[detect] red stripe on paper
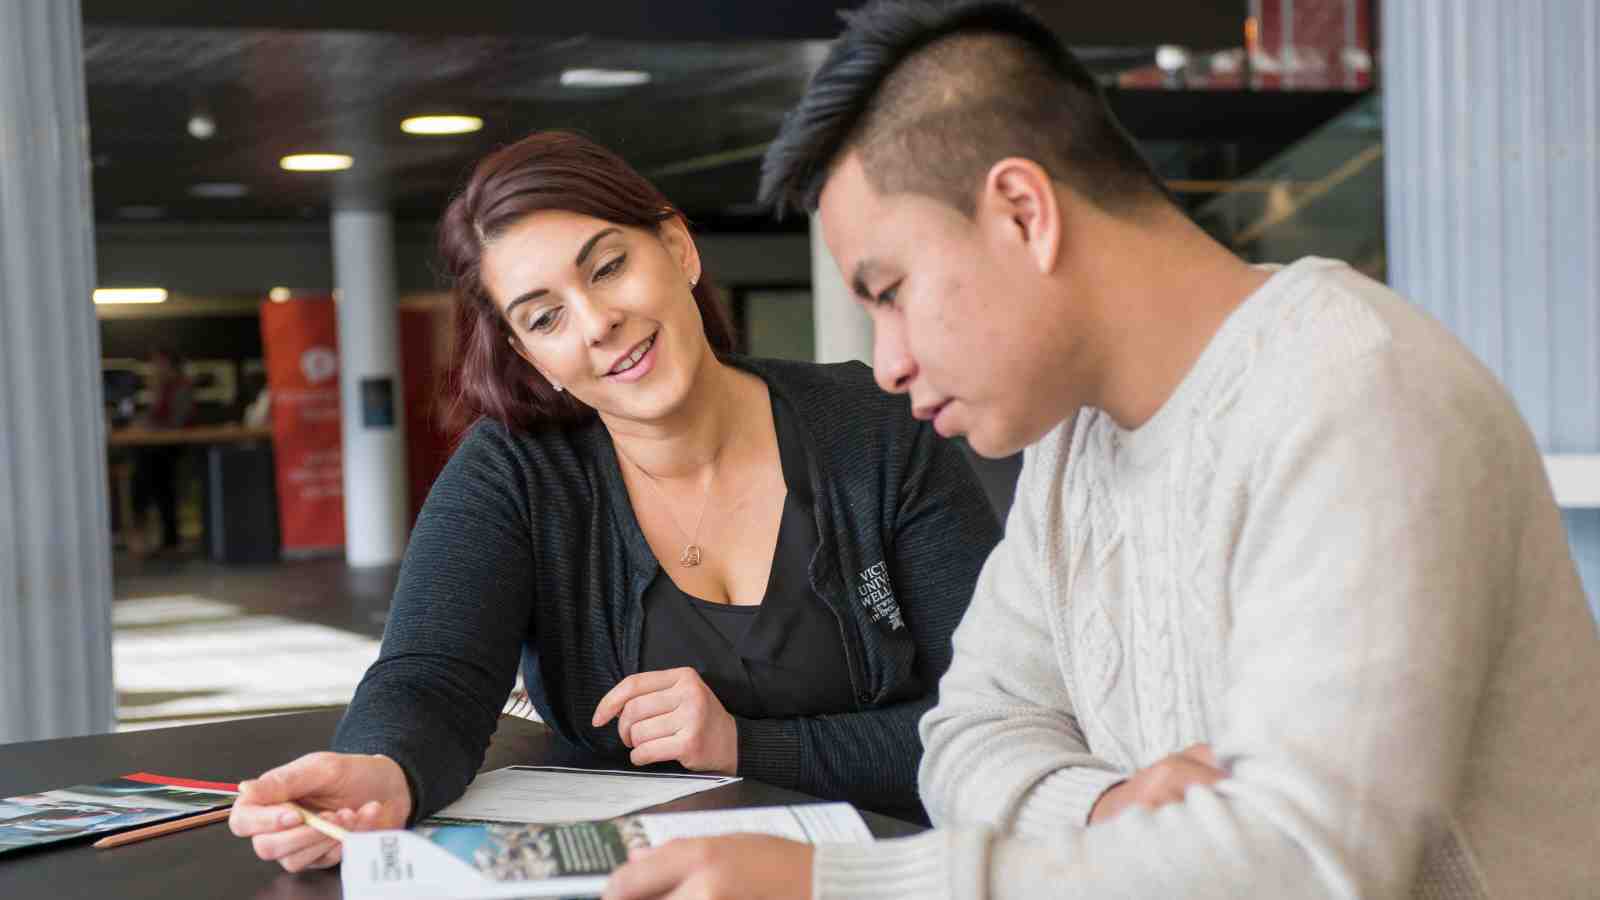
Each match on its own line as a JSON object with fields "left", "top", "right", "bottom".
{"left": 124, "top": 772, "right": 239, "bottom": 793}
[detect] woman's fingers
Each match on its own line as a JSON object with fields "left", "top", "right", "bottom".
{"left": 355, "top": 800, "right": 385, "bottom": 831}
{"left": 251, "top": 824, "right": 328, "bottom": 863}
{"left": 617, "top": 691, "right": 681, "bottom": 746}
{"left": 230, "top": 803, "right": 309, "bottom": 837}
{"left": 594, "top": 670, "right": 682, "bottom": 727}
{"left": 277, "top": 835, "right": 340, "bottom": 872}
{"left": 630, "top": 729, "right": 689, "bottom": 767}
{"left": 238, "top": 752, "right": 342, "bottom": 806}
{"left": 626, "top": 709, "right": 683, "bottom": 748}
{"left": 310, "top": 841, "right": 344, "bottom": 869}
{"left": 253, "top": 803, "right": 373, "bottom": 871}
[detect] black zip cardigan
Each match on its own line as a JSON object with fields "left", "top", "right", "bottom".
{"left": 332, "top": 356, "right": 1000, "bottom": 821}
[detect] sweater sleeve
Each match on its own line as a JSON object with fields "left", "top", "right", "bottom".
{"left": 737, "top": 421, "right": 999, "bottom": 815}
{"left": 916, "top": 428, "right": 1126, "bottom": 838}
{"left": 332, "top": 423, "right": 536, "bottom": 822}
{"left": 817, "top": 351, "right": 1517, "bottom": 899}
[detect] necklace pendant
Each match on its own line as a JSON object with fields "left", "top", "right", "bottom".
{"left": 679, "top": 544, "right": 703, "bottom": 568}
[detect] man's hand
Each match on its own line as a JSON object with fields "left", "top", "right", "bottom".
{"left": 603, "top": 835, "right": 812, "bottom": 900}
{"left": 593, "top": 668, "right": 739, "bottom": 773}
{"left": 1088, "top": 743, "right": 1225, "bottom": 825}
{"left": 228, "top": 751, "right": 412, "bottom": 872}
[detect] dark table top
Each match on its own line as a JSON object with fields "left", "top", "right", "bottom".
{"left": 0, "top": 709, "right": 923, "bottom": 899}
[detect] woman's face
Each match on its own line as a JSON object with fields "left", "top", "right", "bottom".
{"left": 479, "top": 210, "right": 707, "bottom": 425}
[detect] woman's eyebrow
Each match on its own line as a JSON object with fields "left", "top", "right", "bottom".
{"left": 505, "top": 227, "right": 624, "bottom": 318}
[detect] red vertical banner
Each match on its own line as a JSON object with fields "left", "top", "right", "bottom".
{"left": 260, "top": 296, "right": 345, "bottom": 554}
{"left": 399, "top": 299, "right": 457, "bottom": 526}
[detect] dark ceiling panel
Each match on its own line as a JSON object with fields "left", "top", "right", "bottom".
{"left": 80, "top": 4, "right": 1354, "bottom": 230}
{"left": 81, "top": 1, "right": 1247, "bottom": 48}
{"left": 84, "top": 27, "right": 823, "bottom": 223}
{"left": 81, "top": 1, "right": 869, "bottom": 41}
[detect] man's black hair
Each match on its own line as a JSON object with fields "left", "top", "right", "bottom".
{"left": 759, "top": 0, "right": 1169, "bottom": 218}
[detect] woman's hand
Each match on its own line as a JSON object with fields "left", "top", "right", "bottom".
{"left": 593, "top": 667, "right": 739, "bottom": 774}
{"left": 228, "top": 751, "right": 412, "bottom": 872}
{"left": 1088, "top": 743, "right": 1225, "bottom": 825}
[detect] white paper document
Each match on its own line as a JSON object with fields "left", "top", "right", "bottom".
{"left": 430, "top": 765, "right": 740, "bottom": 824}
{"left": 340, "top": 802, "right": 874, "bottom": 900}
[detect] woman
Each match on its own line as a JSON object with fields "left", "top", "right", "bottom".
{"left": 228, "top": 131, "right": 999, "bottom": 872}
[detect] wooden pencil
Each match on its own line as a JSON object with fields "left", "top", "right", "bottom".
{"left": 286, "top": 801, "right": 349, "bottom": 842}
{"left": 92, "top": 806, "right": 234, "bottom": 849}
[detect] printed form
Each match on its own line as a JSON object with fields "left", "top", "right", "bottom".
{"left": 430, "top": 766, "right": 741, "bottom": 824}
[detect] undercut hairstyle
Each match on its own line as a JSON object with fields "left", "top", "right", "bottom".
{"left": 759, "top": 0, "right": 1170, "bottom": 219}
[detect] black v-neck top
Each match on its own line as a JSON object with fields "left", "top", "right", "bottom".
{"left": 638, "top": 391, "right": 855, "bottom": 719}
{"left": 334, "top": 356, "right": 1003, "bottom": 823}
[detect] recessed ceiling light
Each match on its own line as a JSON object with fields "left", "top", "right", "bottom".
{"left": 1155, "top": 45, "right": 1190, "bottom": 73}
{"left": 187, "top": 113, "right": 217, "bottom": 140}
{"left": 560, "top": 68, "right": 651, "bottom": 88}
{"left": 189, "top": 182, "right": 250, "bottom": 199}
{"left": 94, "top": 288, "right": 168, "bottom": 305}
{"left": 268, "top": 287, "right": 293, "bottom": 302}
{"left": 280, "top": 153, "right": 354, "bottom": 172}
{"left": 116, "top": 205, "right": 165, "bottom": 220}
{"left": 401, "top": 115, "right": 483, "bottom": 135}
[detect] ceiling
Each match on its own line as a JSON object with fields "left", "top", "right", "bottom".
{"left": 80, "top": 2, "right": 1249, "bottom": 45}
{"left": 82, "top": 28, "right": 829, "bottom": 224}
{"left": 79, "top": 2, "right": 1365, "bottom": 229}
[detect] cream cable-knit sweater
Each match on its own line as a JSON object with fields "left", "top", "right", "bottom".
{"left": 813, "top": 258, "right": 1600, "bottom": 898}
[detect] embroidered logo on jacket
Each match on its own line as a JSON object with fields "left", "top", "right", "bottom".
{"left": 856, "top": 560, "right": 904, "bottom": 630}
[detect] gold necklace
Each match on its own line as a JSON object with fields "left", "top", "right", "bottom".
{"left": 614, "top": 443, "right": 716, "bottom": 568}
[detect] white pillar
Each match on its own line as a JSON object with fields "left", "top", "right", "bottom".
{"left": 810, "top": 215, "right": 873, "bottom": 365}
{"left": 0, "top": 0, "right": 116, "bottom": 741}
{"left": 331, "top": 208, "right": 409, "bottom": 568}
{"left": 1384, "top": 0, "right": 1600, "bottom": 606}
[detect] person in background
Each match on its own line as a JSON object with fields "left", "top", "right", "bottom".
{"left": 226, "top": 130, "right": 1000, "bottom": 873}
{"left": 602, "top": 2, "right": 1600, "bottom": 898}
{"left": 130, "top": 348, "right": 193, "bottom": 555}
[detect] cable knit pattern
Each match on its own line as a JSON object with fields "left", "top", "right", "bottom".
{"left": 818, "top": 258, "right": 1600, "bottom": 899}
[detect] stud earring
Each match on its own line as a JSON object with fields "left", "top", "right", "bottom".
{"left": 551, "top": 383, "right": 564, "bottom": 393}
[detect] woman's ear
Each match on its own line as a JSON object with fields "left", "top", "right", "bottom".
{"left": 656, "top": 215, "right": 703, "bottom": 288}
{"left": 981, "top": 157, "right": 1062, "bottom": 275}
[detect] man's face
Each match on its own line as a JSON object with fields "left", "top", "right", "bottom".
{"left": 816, "top": 154, "right": 1088, "bottom": 457}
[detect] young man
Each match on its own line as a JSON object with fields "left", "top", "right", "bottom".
{"left": 604, "top": 2, "right": 1600, "bottom": 898}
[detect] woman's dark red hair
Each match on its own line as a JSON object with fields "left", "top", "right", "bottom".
{"left": 438, "top": 131, "right": 735, "bottom": 434}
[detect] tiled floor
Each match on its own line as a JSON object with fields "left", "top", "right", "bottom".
{"left": 112, "top": 550, "right": 399, "bottom": 730}
{"left": 114, "top": 550, "right": 399, "bottom": 639}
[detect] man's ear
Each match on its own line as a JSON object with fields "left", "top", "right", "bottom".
{"left": 656, "top": 214, "right": 703, "bottom": 287}
{"left": 981, "top": 158, "right": 1062, "bottom": 274}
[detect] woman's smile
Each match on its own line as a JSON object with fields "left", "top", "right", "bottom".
{"left": 605, "top": 330, "right": 659, "bottom": 382}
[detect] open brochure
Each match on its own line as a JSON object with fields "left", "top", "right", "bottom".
{"left": 341, "top": 802, "right": 873, "bottom": 899}
{"left": 0, "top": 773, "right": 236, "bottom": 855}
